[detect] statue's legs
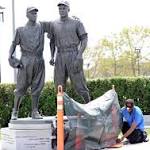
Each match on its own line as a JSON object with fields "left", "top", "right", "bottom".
{"left": 11, "top": 95, "right": 22, "bottom": 120}
{"left": 54, "top": 53, "right": 67, "bottom": 93}
{"left": 70, "top": 71, "right": 91, "bottom": 103}
{"left": 31, "top": 95, "right": 42, "bottom": 119}
{"left": 11, "top": 59, "right": 27, "bottom": 120}
{"left": 31, "top": 59, "right": 45, "bottom": 119}
{"left": 54, "top": 52, "right": 90, "bottom": 103}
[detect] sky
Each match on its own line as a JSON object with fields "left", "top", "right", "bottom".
{"left": 0, "top": 0, "right": 150, "bottom": 83}
{"left": 1, "top": 0, "right": 150, "bottom": 45}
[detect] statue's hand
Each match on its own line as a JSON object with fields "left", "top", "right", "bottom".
{"left": 49, "top": 58, "right": 55, "bottom": 66}
{"left": 17, "top": 63, "right": 23, "bottom": 69}
{"left": 73, "top": 58, "right": 83, "bottom": 73}
{"left": 8, "top": 56, "right": 23, "bottom": 69}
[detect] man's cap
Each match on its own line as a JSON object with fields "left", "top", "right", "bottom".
{"left": 26, "top": 6, "right": 38, "bottom": 13}
{"left": 57, "top": 1, "right": 70, "bottom": 7}
{"left": 125, "top": 99, "right": 134, "bottom": 108}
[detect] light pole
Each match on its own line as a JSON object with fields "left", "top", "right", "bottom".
{"left": 0, "top": 6, "right": 5, "bottom": 83}
{"left": 12, "top": 0, "right": 17, "bottom": 83}
{"left": 0, "top": 6, "right": 5, "bottom": 22}
{"left": 135, "top": 48, "right": 141, "bottom": 76}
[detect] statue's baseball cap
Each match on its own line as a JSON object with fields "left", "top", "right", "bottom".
{"left": 26, "top": 7, "right": 38, "bottom": 13}
{"left": 57, "top": 1, "right": 70, "bottom": 7}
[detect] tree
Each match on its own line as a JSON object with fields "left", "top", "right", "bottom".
{"left": 120, "top": 26, "right": 150, "bottom": 76}
{"left": 84, "top": 26, "right": 150, "bottom": 78}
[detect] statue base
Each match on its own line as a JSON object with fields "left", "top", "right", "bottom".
{"left": 1, "top": 116, "right": 56, "bottom": 150}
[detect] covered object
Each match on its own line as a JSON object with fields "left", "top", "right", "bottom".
{"left": 63, "top": 89, "right": 122, "bottom": 150}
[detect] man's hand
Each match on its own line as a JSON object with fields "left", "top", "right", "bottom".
{"left": 116, "top": 137, "right": 124, "bottom": 143}
{"left": 73, "top": 58, "right": 83, "bottom": 73}
{"left": 116, "top": 138, "right": 122, "bottom": 143}
{"left": 49, "top": 58, "right": 55, "bottom": 66}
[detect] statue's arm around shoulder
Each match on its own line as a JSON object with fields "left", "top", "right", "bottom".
{"left": 40, "top": 21, "right": 53, "bottom": 34}
{"left": 42, "top": 21, "right": 56, "bottom": 66}
{"left": 49, "top": 22, "right": 56, "bottom": 66}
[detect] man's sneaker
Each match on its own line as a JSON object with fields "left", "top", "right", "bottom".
{"left": 143, "top": 137, "right": 149, "bottom": 142}
{"left": 123, "top": 140, "right": 129, "bottom": 145}
{"left": 143, "top": 131, "right": 149, "bottom": 142}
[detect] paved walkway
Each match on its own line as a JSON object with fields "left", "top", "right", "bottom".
{"left": 1, "top": 140, "right": 149, "bottom": 150}
{"left": 0, "top": 136, "right": 149, "bottom": 150}
{"left": 105, "top": 139, "right": 150, "bottom": 150}
{"left": 0, "top": 115, "right": 150, "bottom": 150}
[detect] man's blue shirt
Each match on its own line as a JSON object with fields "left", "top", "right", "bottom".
{"left": 121, "top": 106, "right": 144, "bottom": 131}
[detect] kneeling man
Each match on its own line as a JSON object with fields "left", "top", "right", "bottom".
{"left": 117, "top": 99, "right": 148, "bottom": 144}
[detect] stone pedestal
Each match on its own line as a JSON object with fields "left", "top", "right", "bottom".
{"left": 1, "top": 117, "right": 56, "bottom": 150}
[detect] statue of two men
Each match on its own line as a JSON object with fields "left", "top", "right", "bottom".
{"left": 9, "top": 1, "right": 90, "bottom": 120}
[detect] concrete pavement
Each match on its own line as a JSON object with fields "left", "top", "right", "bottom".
{"left": 0, "top": 115, "right": 150, "bottom": 150}
{"left": 0, "top": 136, "right": 149, "bottom": 150}
{"left": 105, "top": 139, "right": 150, "bottom": 150}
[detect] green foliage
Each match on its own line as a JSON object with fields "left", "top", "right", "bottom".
{"left": 0, "top": 84, "right": 15, "bottom": 127}
{"left": 84, "top": 26, "right": 150, "bottom": 78}
{"left": 0, "top": 78, "right": 150, "bottom": 127}
{"left": 39, "top": 82, "right": 56, "bottom": 116}
{"left": 18, "top": 82, "right": 57, "bottom": 118}
{"left": 146, "top": 128, "right": 150, "bottom": 136}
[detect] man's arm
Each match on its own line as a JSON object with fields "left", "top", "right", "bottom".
{"left": 76, "top": 19, "right": 88, "bottom": 59}
{"left": 41, "top": 21, "right": 56, "bottom": 65}
{"left": 9, "top": 42, "right": 17, "bottom": 58}
{"left": 73, "top": 20, "right": 88, "bottom": 73}
{"left": 9, "top": 28, "right": 20, "bottom": 58}
{"left": 72, "top": 35, "right": 87, "bottom": 73}
{"left": 48, "top": 22, "right": 56, "bottom": 66}
{"left": 49, "top": 37, "right": 55, "bottom": 65}
{"left": 8, "top": 28, "right": 24, "bottom": 69}
{"left": 120, "top": 121, "right": 137, "bottom": 141}
{"left": 77, "top": 34, "right": 88, "bottom": 59}
{"left": 41, "top": 21, "right": 51, "bottom": 33}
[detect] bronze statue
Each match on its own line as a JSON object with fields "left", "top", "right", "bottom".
{"left": 49, "top": 1, "right": 90, "bottom": 103}
{"left": 9, "top": 7, "right": 51, "bottom": 120}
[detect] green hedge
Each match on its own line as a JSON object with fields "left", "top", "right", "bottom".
{"left": 0, "top": 77, "right": 150, "bottom": 127}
